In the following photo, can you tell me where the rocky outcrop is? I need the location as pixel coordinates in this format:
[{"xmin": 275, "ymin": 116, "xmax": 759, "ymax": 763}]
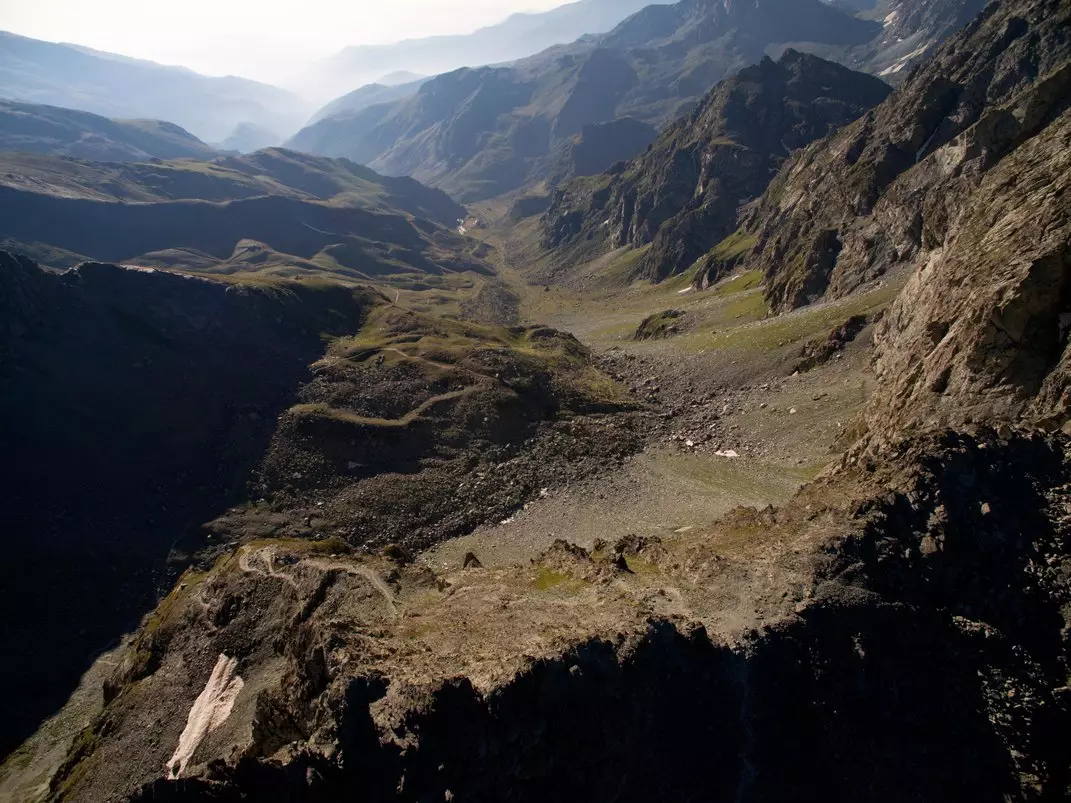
[
  {"xmin": 744, "ymin": 0, "xmax": 1071, "ymax": 311},
  {"xmin": 541, "ymin": 51, "xmax": 890, "ymax": 282},
  {"xmin": 45, "ymin": 430, "xmax": 1071, "ymax": 801},
  {"xmin": 859, "ymin": 101, "xmax": 1071, "ymax": 448}
]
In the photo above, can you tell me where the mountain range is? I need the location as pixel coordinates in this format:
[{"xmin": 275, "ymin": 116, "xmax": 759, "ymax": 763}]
[
  {"xmin": 3, "ymin": 0, "xmax": 1071, "ymax": 798},
  {"xmin": 297, "ymin": 0, "xmax": 673, "ymax": 104},
  {"xmin": 0, "ymin": 99, "xmax": 219, "ymax": 161},
  {"xmin": 540, "ymin": 49, "xmax": 893, "ymax": 282},
  {"xmin": 288, "ymin": 0, "xmax": 978, "ymax": 202},
  {"xmin": 0, "ymin": 30, "xmax": 310, "ymax": 143},
  {"xmin": 0, "ymin": 147, "xmax": 486, "ymax": 282}
]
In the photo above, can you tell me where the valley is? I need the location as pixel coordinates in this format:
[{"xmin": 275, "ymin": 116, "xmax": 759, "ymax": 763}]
[{"xmin": 1, "ymin": 0, "xmax": 1070, "ymax": 800}]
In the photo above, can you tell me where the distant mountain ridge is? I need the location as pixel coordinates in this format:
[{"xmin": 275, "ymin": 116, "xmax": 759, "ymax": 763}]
[
  {"xmin": 289, "ymin": 0, "xmax": 883, "ymax": 202},
  {"xmin": 299, "ymin": 0, "xmax": 673, "ymax": 103},
  {"xmin": 0, "ymin": 99, "xmax": 218, "ymax": 161},
  {"xmin": 0, "ymin": 30, "xmax": 310, "ymax": 143},
  {"xmin": 0, "ymin": 147, "xmax": 486, "ymax": 283}
]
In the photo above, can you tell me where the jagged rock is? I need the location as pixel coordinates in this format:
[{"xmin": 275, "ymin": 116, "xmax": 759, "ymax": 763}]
[
  {"xmin": 858, "ymin": 91, "xmax": 1071, "ymax": 447},
  {"xmin": 541, "ymin": 50, "xmax": 890, "ymax": 283},
  {"xmin": 745, "ymin": 0, "xmax": 1071, "ymax": 311},
  {"xmin": 43, "ymin": 431, "xmax": 1071, "ymax": 802},
  {"xmin": 794, "ymin": 315, "xmax": 870, "ymax": 373},
  {"xmin": 463, "ymin": 552, "xmax": 483, "ymax": 570}
]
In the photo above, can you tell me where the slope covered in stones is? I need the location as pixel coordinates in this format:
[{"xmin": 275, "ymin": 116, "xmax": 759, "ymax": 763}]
[{"xmin": 540, "ymin": 50, "xmax": 891, "ymax": 283}]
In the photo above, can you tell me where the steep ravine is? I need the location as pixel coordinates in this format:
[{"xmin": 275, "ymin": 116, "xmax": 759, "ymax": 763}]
[{"xmin": 0, "ymin": 254, "xmax": 376, "ymax": 756}]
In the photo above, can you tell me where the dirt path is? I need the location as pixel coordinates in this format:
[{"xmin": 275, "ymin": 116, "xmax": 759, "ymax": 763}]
[{"xmin": 239, "ymin": 547, "xmax": 398, "ymax": 616}]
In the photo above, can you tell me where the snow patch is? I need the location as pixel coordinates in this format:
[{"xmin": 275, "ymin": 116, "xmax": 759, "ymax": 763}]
[{"xmin": 167, "ymin": 654, "xmax": 245, "ymax": 779}]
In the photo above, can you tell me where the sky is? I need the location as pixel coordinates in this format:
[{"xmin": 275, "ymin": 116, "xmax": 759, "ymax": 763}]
[{"xmin": 0, "ymin": 0, "xmax": 570, "ymax": 84}]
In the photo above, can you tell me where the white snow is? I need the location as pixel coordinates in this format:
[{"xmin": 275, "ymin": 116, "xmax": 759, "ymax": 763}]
[{"xmin": 167, "ymin": 654, "xmax": 244, "ymax": 779}]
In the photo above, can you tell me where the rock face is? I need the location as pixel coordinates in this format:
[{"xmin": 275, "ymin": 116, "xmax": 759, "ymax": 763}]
[
  {"xmin": 0, "ymin": 253, "xmax": 375, "ymax": 758},
  {"xmin": 44, "ymin": 430, "xmax": 1071, "ymax": 802},
  {"xmin": 287, "ymin": 0, "xmax": 882, "ymax": 202},
  {"xmin": 850, "ymin": 0, "xmax": 992, "ymax": 79},
  {"xmin": 860, "ymin": 97, "xmax": 1071, "ymax": 448},
  {"xmin": 743, "ymin": 0, "xmax": 1071, "ymax": 311},
  {"xmin": 541, "ymin": 50, "xmax": 891, "ymax": 282}
]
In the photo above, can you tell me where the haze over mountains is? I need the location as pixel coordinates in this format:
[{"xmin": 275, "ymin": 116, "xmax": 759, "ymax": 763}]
[
  {"xmin": 296, "ymin": 0, "xmax": 674, "ymax": 103},
  {"xmin": 0, "ymin": 100, "xmax": 219, "ymax": 162},
  {"xmin": 0, "ymin": 31, "xmax": 310, "ymax": 144},
  {"xmin": 288, "ymin": 0, "xmax": 987, "ymax": 202}
]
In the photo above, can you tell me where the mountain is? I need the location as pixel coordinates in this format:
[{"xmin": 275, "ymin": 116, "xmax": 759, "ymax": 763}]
[
  {"xmin": 844, "ymin": 0, "xmax": 992, "ymax": 78},
  {"xmin": 0, "ymin": 31, "xmax": 311, "ymax": 143},
  {"xmin": 0, "ymin": 147, "xmax": 487, "ymax": 283},
  {"xmin": 734, "ymin": 0, "xmax": 1071, "ymax": 311},
  {"xmin": 306, "ymin": 77, "xmax": 427, "ymax": 125},
  {"xmin": 540, "ymin": 50, "xmax": 892, "ymax": 283},
  {"xmin": 288, "ymin": 0, "xmax": 882, "ymax": 202},
  {"xmin": 545, "ymin": 116, "xmax": 659, "ymax": 187},
  {"xmin": 299, "ymin": 0, "xmax": 674, "ymax": 104},
  {"xmin": 0, "ymin": 99, "xmax": 218, "ymax": 161},
  {"xmin": 219, "ymin": 122, "xmax": 283, "ymax": 154},
  {"xmin": 378, "ymin": 70, "xmax": 425, "ymax": 86}
]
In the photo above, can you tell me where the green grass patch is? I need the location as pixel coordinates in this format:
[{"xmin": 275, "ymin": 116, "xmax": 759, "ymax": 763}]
[
  {"xmin": 710, "ymin": 269, "xmax": 763, "ymax": 297},
  {"xmin": 710, "ymin": 229, "xmax": 758, "ymax": 262},
  {"xmin": 533, "ymin": 567, "xmax": 572, "ymax": 590},
  {"xmin": 683, "ymin": 282, "xmax": 899, "ymax": 356}
]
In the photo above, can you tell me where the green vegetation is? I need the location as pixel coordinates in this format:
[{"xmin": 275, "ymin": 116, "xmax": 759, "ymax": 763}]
[
  {"xmin": 681, "ymin": 281, "xmax": 900, "ymax": 355},
  {"xmin": 710, "ymin": 230, "xmax": 759, "ymax": 262},
  {"xmin": 533, "ymin": 567, "xmax": 584, "ymax": 591},
  {"xmin": 710, "ymin": 270, "xmax": 763, "ymax": 297}
]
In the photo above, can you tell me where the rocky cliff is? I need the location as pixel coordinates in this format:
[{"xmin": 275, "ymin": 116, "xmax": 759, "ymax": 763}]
[
  {"xmin": 541, "ymin": 50, "xmax": 891, "ymax": 282},
  {"xmin": 859, "ymin": 81, "xmax": 1071, "ymax": 449},
  {"xmin": 38, "ymin": 430, "xmax": 1071, "ymax": 802},
  {"xmin": 741, "ymin": 0, "xmax": 1071, "ymax": 311}
]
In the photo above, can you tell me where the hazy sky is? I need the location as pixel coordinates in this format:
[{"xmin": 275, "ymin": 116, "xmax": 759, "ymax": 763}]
[{"xmin": 0, "ymin": 0, "xmax": 569, "ymax": 83}]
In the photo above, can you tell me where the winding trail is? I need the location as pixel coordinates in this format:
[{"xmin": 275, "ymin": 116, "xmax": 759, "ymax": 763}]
[{"xmin": 238, "ymin": 547, "xmax": 398, "ymax": 616}]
